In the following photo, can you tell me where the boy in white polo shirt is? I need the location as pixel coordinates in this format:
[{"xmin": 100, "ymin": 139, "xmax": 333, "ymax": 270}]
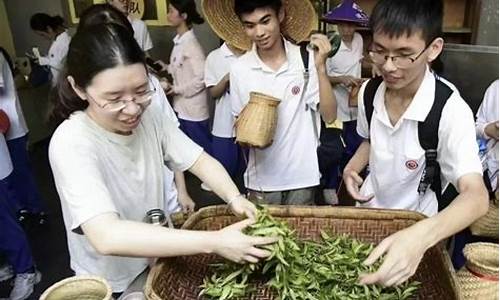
[
  {"xmin": 343, "ymin": 0, "xmax": 488, "ymax": 286},
  {"xmin": 203, "ymin": 0, "xmax": 336, "ymax": 205},
  {"xmin": 205, "ymin": 42, "xmax": 245, "ymax": 178}
]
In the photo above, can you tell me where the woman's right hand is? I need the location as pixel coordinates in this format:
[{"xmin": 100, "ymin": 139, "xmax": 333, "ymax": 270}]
[{"xmin": 212, "ymin": 219, "xmax": 278, "ymax": 264}]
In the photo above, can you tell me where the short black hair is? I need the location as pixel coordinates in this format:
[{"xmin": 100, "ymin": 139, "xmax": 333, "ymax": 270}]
[
  {"xmin": 370, "ymin": 0, "xmax": 443, "ymax": 45},
  {"xmin": 30, "ymin": 13, "xmax": 65, "ymax": 32},
  {"xmin": 234, "ymin": 0, "xmax": 282, "ymax": 19},
  {"xmin": 170, "ymin": 0, "xmax": 204, "ymax": 26}
]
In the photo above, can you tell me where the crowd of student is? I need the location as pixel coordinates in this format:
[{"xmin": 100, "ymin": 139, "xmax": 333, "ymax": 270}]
[{"xmin": 0, "ymin": 0, "xmax": 496, "ymax": 299}]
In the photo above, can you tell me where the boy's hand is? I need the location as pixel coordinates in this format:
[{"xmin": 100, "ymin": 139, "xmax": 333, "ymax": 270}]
[
  {"xmin": 178, "ymin": 193, "xmax": 195, "ymax": 214},
  {"xmin": 485, "ymin": 121, "xmax": 499, "ymax": 140},
  {"xmin": 341, "ymin": 76, "xmax": 364, "ymax": 87},
  {"xmin": 310, "ymin": 34, "xmax": 332, "ymax": 69},
  {"xmin": 359, "ymin": 224, "xmax": 430, "ymax": 286},
  {"xmin": 343, "ymin": 169, "xmax": 374, "ymax": 203}
]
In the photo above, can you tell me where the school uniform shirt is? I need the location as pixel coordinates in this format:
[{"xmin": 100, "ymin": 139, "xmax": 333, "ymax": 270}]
[
  {"xmin": 168, "ymin": 29, "xmax": 209, "ymax": 121},
  {"xmin": 129, "ymin": 17, "xmax": 153, "ymax": 52},
  {"xmin": 356, "ymin": 67, "xmax": 483, "ymax": 216},
  {"xmin": 204, "ymin": 43, "xmax": 239, "ymax": 138},
  {"xmin": 149, "ymin": 75, "xmax": 182, "ymax": 213},
  {"xmin": 0, "ymin": 52, "xmax": 28, "ymax": 141},
  {"xmin": 326, "ymin": 32, "xmax": 363, "ymax": 122},
  {"xmin": 0, "ymin": 133, "xmax": 13, "ymax": 180},
  {"xmin": 38, "ymin": 30, "xmax": 71, "ymax": 86},
  {"xmin": 230, "ymin": 39, "xmax": 321, "ymax": 191},
  {"xmin": 49, "ymin": 102, "xmax": 203, "ymax": 292},
  {"xmin": 476, "ymin": 79, "xmax": 499, "ymax": 191}
]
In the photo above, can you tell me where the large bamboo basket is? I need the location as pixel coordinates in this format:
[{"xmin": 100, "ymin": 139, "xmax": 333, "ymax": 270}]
[
  {"xmin": 144, "ymin": 206, "xmax": 462, "ymax": 299},
  {"xmin": 457, "ymin": 242, "xmax": 498, "ymax": 299},
  {"xmin": 235, "ymin": 92, "xmax": 280, "ymax": 148},
  {"xmin": 40, "ymin": 276, "xmax": 112, "ymax": 300}
]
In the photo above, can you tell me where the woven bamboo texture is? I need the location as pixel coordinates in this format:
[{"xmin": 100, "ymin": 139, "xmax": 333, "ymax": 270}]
[
  {"xmin": 40, "ymin": 275, "xmax": 112, "ymax": 300},
  {"xmin": 469, "ymin": 201, "xmax": 499, "ymax": 238},
  {"xmin": 145, "ymin": 206, "xmax": 462, "ymax": 300},
  {"xmin": 457, "ymin": 243, "xmax": 499, "ymax": 300},
  {"xmin": 235, "ymin": 92, "xmax": 280, "ymax": 148}
]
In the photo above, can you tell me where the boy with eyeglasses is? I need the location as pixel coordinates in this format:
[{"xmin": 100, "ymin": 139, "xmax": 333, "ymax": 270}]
[{"xmin": 342, "ymin": 0, "xmax": 488, "ymax": 286}]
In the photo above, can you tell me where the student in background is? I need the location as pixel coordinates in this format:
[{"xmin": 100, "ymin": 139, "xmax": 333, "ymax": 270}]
[
  {"xmin": 30, "ymin": 13, "xmax": 71, "ymax": 86},
  {"xmin": 107, "ymin": 0, "xmax": 153, "ymax": 54},
  {"xmin": 476, "ymin": 79, "xmax": 499, "ymax": 193},
  {"xmin": 321, "ymin": 0, "xmax": 368, "ymax": 204},
  {"xmin": 205, "ymin": 42, "xmax": 246, "ymax": 180},
  {"xmin": 161, "ymin": 0, "xmax": 212, "ymax": 190},
  {"xmin": 0, "ymin": 131, "xmax": 40, "ymax": 300},
  {"xmin": 0, "ymin": 50, "xmax": 47, "ymax": 226}
]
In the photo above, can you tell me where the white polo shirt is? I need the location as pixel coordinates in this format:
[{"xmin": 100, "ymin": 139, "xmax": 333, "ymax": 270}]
[
  {"xmin": 38, "ymin": 30, "xmax": 71, "ymax": 86},
  {"xmin": 0, "ymin": 52, "xmax": 28, "ymax": 141},
  {"xmin": 326, "ymin": 32, "xmax": 363, "ymax": 122},
  {"xmin": 476, "ymin": 79, "xmax": 499, "ymax": 191},
  {"xmin": 230, "ymin": 39, "xmax": 321, "ymax": 191},
  {"xmin": 130, "ymin": 18, "xmax": 153, "ymax": 52},
  {"xmin": 205, "ymin": 43, "xmax": 239, "ymax": 138},
  {"xmin": 356, "ymin": 67, "xmax": 482, "ymax": 216}
]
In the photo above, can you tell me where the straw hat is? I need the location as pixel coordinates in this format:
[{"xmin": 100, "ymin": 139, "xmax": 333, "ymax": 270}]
[
  {"xmin": 322, "ymin": 0, "xmax": 369, "ymax": 26},
  {"xmin": 457, "ymin": 243, "xmax": 498, "ymax": 300},
  {"xmin": 202, "ymin": 0, "xmax": 317, "ymax": 51},
  {"xmin": 469, "ymin": 201, "xmax": 498, "ymax": 238}
]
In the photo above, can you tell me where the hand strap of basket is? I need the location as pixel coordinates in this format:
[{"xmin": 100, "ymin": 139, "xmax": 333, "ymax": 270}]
[{"xmin": 299, "ymin": 43, "xmax": 319, "ymax": 141}]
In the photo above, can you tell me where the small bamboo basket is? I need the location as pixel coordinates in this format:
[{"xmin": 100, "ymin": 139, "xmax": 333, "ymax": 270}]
[
  {"xmin": 145, "ymin": 206, "xmax": 462, "ymax": 299},
  {"xmin": 40, "ymin": 276, "xmax": 112, "ymax": 300},
  {"xmin": 469, "ymin": 199, "xmax": 499, "ymax": 238},
  {"xmin": 457, "ymin": 242, "xmax": 499, "ymax": 300},
  {"xmin": 235, "ymin": 92, "xmax": 280, "ymax": 148}
]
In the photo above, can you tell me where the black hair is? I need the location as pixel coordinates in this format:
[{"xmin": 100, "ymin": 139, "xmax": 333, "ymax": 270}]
[
  {"xmin": 169, "ymin": 0, "xmax": 204, "ymax": 26},
  {"xmin": 52, "ymin": 23, "xmax": 145, "ymax": 122},
  {"xmin": 78, "ymin": 4, "xmax": 134, "ymax": 34},
  {"xmin": 369, "ymin": 0, "xmax": 443, "ymax": 45},
  {"xmin": 234, "ymin": 0, "xmax": 282, "ymax": 18},
  {"xmin": 30, "ymin": 13, "xmax": 65, "ymax": 32}
]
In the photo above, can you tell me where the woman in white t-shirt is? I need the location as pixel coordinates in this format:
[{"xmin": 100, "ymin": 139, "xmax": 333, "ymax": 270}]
[
  {"xmin": 30, "ymin": 13, "xmax": 71, "ymax": 86},
  {"xmin": 49, "ymin": 23, "xmax": 275, "ymax": 296}
]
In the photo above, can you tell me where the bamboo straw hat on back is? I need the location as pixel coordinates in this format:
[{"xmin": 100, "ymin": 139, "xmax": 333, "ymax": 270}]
[{"xmin": 202, "ymin": 0, "xmax": 317, "ymax": 51}]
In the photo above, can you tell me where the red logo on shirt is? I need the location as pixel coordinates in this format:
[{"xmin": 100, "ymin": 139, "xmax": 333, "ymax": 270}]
[
  {"xmin": 291, "ymin": 86, "xmax": 301, "ymax": 95},
  {"xmin": 405, "ymin": 160, "xmax": 419, "ymax": 170}
]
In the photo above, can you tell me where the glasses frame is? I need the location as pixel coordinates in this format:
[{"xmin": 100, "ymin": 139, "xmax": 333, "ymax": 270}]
[
  {"xmin": 368, "ymin": 43, "xmax": 431, "ymax": 69},
  {"xmin": 86, "ymin": 80, "xmax": 156, "ymax": 113}
]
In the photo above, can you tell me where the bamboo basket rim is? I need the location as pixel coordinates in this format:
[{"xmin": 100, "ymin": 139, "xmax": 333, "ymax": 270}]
[
  {"xmin": 463, "ymin": 242, "xmax": 499, "ymax": 275},
  {"xmin": 40, "ymin": 275, "xmax": 112, "ymax": 300}
]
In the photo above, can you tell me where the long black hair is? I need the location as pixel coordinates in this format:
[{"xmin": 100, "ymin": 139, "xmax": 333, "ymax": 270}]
[
  {"xmin": 30, "ymin": 13, "xmax": 65, "ymax": 32},
  {"xmin": 170, "ymin": 0, "xmax": 204, "ymax": 26},
  {"xmin": 52, "ymin": 23, "xmax": 145, "ymax": 122},
  {"xmin": 78, "ymin": 4, "xmax": 134, "ymax": 34}
]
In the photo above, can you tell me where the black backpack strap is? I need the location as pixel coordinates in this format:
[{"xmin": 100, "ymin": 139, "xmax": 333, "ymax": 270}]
[
  {"xmin": 363, "ymin": 76, "xmax": 384, "ymax": 130},
  {"xmin": 417, "ymin": 78, "xmax": 454, "ymax": 210},
  {"xmin": 299, "ymin": 42, "xmax": 309, "ymax": 75}
]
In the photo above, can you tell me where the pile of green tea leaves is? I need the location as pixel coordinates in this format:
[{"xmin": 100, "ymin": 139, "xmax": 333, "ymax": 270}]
[{"xmin": 200, "ymin": 206, "xmax": 420, "ymax": 300}]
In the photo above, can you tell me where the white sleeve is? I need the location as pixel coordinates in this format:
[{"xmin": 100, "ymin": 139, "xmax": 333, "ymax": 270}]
[
  {"xmin": 439, "ymin": 95, "xmax": 483, "ymax": 188},
  {"xmin": 142, "ymin": 24, "xmax": 153, "ymax": 51},
  {"xmin": 150, "ymin": 76, "xmax": 179, "ymax": 126},
  {"xmin": 475, "ymin": 80, "xmax": 499, "ymax": 139},
  {"xmin": 49, "ymin": 131, "xmax": 117, "ymax": 231},
  {"xmin": 204, "ymin": 51, "xmax": 219, "ymax": 87},
  {"xmin": 356, "ymin": 81, "xmax": 370, "ymax": 139}
]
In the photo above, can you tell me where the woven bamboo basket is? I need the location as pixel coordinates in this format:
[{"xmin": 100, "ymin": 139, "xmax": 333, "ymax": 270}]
[
  {"xmin": 144, "ymin": 206, "xmax": 462, "ymax": 299},
  {"xmin": 457, "ymin": 243, "xmax": 498, "ymax": 300},
  {"xmin": 469, "ymin": 200, "xmax": 499, "ymax": 238},
  {"xmin": 40, "ymin": 275, "xmax": 112, "ymax": 300},
  {"xmin": 235, "ymin": 92, "xmax": 280, "ymax": 148}
]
